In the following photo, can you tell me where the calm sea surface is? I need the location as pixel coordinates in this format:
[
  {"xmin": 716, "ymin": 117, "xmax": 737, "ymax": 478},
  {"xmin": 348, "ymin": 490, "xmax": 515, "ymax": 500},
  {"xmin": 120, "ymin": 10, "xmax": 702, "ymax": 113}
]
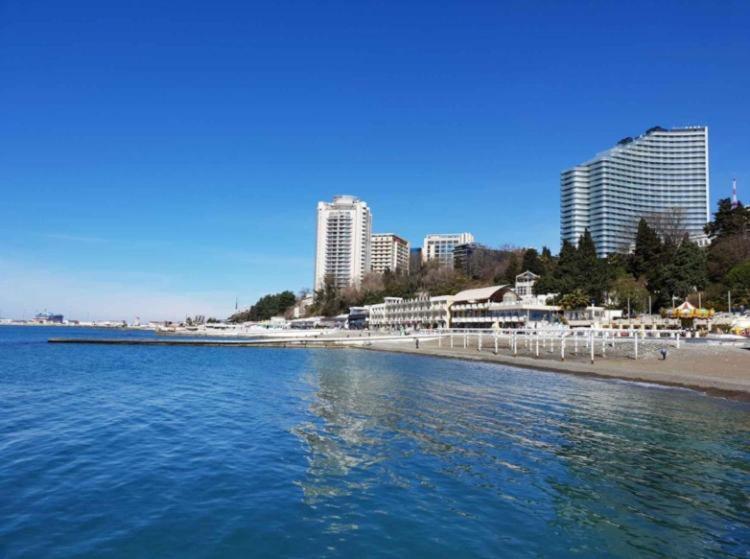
[{"xmin": 1, "ymin": 326, "xmax": 749, "ymax": 558}]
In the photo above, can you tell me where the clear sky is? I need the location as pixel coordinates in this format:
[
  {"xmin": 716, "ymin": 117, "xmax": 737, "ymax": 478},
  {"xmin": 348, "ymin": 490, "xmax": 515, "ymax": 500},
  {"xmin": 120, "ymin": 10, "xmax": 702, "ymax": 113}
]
[{"xmin": 1, "ymin": 0, "xmax": 749, "ymax": 321}]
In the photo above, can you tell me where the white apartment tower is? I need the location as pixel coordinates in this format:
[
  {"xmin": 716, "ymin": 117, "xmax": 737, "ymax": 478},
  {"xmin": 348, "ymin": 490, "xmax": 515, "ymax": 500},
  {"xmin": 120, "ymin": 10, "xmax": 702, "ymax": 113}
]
[
  {"xmin": 371, "ymin": 234, "xmax": 410, "ymax": 274},
  {"xmin": 314, "ymin": 195, "xmax": 372, "ymax": 291},
  {"xmin": 422, "ymin": 233, "xmax": 475, "ymax": 266},
  {"xmin": 561, "ymin": 126, "xmax": 709, "ymax": 256}
]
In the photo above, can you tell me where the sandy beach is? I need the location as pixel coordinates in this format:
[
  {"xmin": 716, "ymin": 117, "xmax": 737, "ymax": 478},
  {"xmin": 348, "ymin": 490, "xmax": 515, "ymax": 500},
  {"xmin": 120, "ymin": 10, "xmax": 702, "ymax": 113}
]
[{"xmin": 361, "ymin": 334, "xmax": 750, "ymax": 401}]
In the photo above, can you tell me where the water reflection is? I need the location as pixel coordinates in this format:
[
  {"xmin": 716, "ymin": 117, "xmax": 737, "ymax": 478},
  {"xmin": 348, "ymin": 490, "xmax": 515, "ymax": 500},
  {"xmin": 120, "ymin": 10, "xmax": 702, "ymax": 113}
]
[
  {"xmin": 550, "ymin": 385, "xmax": 750, "ymax": 558},
  {"xmin": 292, "ymin": 351, "xmax": 394, "ymax": 503},
  {"xmin": 292, "ymin": 349, "xmax": 750, "ymax": 555}
]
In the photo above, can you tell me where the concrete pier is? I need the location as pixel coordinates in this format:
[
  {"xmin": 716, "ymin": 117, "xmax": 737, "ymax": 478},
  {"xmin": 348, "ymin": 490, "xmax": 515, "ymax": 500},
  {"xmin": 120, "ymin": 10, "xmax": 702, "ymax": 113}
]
[{"xmin": 47, "ymin": 334, "xmax": 437, "ymax": 348}]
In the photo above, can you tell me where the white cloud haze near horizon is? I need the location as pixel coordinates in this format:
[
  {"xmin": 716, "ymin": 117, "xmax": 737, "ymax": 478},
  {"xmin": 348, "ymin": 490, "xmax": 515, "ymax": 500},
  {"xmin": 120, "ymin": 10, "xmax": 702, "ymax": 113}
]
[{"xmin": 0, "ymin": 256, "xmax": 266, "ymax": 322}]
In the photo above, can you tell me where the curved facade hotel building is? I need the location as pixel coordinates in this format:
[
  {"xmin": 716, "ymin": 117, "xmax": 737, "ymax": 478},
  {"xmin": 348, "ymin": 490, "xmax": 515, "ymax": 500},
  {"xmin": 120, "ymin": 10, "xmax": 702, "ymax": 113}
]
[{"xmin": 561, "ymin": 126, "xmax": 709, "ymax": 256}]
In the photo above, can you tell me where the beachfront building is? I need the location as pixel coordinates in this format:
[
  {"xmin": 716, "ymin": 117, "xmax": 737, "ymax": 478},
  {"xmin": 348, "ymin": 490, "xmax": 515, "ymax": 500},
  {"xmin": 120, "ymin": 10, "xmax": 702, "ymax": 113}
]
[
  {"xmin": 450, "ymin": 271, "xmax": 559, "ymax": 328},
  {"xmin": 450, "ymin": 285, "xmax": 560, "ymax": 329},
  {"xmin": 347, "ymin": 306, "xmax": 370, "ymax": 329},
  {"xmin": 422, "ymin": 233, "xmax": 474, "ymax": 267},
  {"xmin": 368, "ymin": 295, "xmax": 453, "ymax": 330},
  {"xmin": 514, "ymin": 270, "xmax": 537, "ymax": 298},
  {"xmin": 314, "ymin": 195, "xmax": 372, "ymax": 291},
  {"xmin": 564, "ymin": 307, "xmax": 623, "ymax": 328},
  {"xmin": 561, "ymin": 126, "xmax": 709, "ymax": 256},
  {"xmin": 371, "ymin": 233, "xmax": 410, "ymax": 274},
  {"xmin": 369, "ymin": 271, "xmax": 558, "ymax": 330}
]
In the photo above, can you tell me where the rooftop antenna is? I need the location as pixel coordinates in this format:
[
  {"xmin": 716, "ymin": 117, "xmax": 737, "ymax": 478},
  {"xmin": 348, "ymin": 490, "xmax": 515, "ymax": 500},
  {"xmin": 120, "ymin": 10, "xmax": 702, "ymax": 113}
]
[{"xmin": 731, "ymin": 178, "xmax": 739, "ymax": 209}]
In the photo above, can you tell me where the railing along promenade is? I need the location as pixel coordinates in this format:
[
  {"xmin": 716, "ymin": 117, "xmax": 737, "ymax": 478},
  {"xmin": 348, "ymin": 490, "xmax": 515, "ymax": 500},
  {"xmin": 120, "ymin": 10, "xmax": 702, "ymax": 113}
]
[
  {"xmin": 50, "ymin": 326, "xmax": 686, "ymax": 363},
  {"xmin": 398, "ymin": 327, "xmax": 684, "ymax": 363}
]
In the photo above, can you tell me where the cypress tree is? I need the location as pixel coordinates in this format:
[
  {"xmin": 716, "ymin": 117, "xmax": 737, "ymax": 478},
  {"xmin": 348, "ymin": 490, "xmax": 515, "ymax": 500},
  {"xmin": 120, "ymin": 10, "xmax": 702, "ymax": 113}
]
[
  {"xmin": 630, "ymin": 218, "xmax": 662, "ymax": 279},
  {"xmin": 705, "ymin": 198, "xmax": 750, "ymax": 238},
  {"xmin": 663, "ymin": 236, "xmax": 707, "ymax": 299},
  {"xmin": 521, "ymin": 248, "xmax": 545, "ymax": 275},
  {"xmin": 554, "ymin": 240, "xmax": 579, "ymax": 294},
  {"xmin": 503, "ymin": 253, "xmax": 520, "ymax": 284},
  {"xmin": 576, "ymin": 230, "xmax": 598, "ymax": 270}
]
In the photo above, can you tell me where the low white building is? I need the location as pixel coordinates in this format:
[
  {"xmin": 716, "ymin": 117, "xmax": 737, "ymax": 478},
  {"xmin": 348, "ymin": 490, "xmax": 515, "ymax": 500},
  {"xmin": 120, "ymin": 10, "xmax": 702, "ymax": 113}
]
[
  {"xmin": 368, "ymin": 295, "xmax": 453, "ymax": 329},
  {"xmin": 368, "ymin": 270, "xmax": 560, "ymax": 330},
  {"xmin": 564, "ymin": 307, "xmax": 623, "ymax": 328},
  {"xmin": 450, "ymin": 285, "xmax": 561, "ymax": 329}
]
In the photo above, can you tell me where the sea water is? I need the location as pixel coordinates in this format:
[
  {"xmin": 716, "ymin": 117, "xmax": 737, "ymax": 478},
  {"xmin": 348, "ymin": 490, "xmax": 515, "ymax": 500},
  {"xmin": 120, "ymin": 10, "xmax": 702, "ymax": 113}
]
[{"xmin": 1, "ymin": 326, "xmax": 748, "ymax": 558}]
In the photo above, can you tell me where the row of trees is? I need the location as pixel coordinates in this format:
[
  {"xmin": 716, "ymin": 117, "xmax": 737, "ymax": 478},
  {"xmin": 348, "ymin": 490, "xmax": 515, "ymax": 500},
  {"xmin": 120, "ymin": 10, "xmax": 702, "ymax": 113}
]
[
  {"xmin": 532, "ymin": 226, "xmax": 707, "ymax": 312},
  {"xmin": 533, "ymin": 197, "xmax": 750, "ymax": 312},
  {"xmin": 227, "ymin": 290, "xmax": 297, "ymax": 323},
  {"xmin": 231, "ymin": 197, "xmax": 750, "ymax": 320},
  {"xmin": 703, "ymin": 198, "xmax": 750, "ymax": 308}
]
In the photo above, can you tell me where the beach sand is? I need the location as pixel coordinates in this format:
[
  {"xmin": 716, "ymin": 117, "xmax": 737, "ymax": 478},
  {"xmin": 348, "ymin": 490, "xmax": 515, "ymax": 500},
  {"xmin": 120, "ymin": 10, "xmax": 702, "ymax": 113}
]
[{"xmin": 362, "ymin": 335, "xmax": 750, "ymax": 401}]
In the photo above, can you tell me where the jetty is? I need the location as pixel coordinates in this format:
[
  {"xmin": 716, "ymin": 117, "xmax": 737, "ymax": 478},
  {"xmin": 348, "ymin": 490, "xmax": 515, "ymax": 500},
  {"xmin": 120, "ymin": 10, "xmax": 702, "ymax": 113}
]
[{"xmin": 47, "ymin": 334, "xmax": 438, "ymax": 348}]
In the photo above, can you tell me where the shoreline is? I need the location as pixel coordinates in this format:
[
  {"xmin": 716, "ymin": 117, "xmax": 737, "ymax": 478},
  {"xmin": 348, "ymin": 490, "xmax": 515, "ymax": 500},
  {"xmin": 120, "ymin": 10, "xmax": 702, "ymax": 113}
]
[
  {"xmin": 44, "ymin": 329, "xmax": 750, "ymax": 403},
  {"xmin": 359, "ymin": 339, "xmax": 750, "ymax": 403}
]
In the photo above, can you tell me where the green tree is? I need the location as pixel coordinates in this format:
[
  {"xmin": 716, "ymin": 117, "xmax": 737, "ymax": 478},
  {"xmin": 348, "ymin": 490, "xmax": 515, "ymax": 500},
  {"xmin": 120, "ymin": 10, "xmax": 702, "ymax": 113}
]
[
  {"xmin": 539, "ymin": 246, "xmax": 556, "ymax": 278},
  {"xmin": 629, "ymin": 218, "xmax": 662, "ymax": 279},
  {"xmin": 521, "ymin": 248, "xmax": 545, "ymax": 275},
  {"xmin": 422, "ymin": 261, "xmax": 471, "ymax": 295},
  {"xmin": 576, "ymin": 229, "xmax": 598, "ymax": 266},
  {"xmin": 704, "ymin": 198, "xmax": 750, "ymax": 284},
  {"xmin": 725, "ymin": 260, "xmax": 750, "ymax": 307},
  {"xmin": 575, "ymin": 230, "xmax": 611, "ymax": 302},
  {"xmin": 707, "ymin": 235, "xmax": 750, "ymax": 282},
  {"xmin": 533, "ymin": 273, "xmax": 559, "ymax": 296},
  {"xmin": 312, "ymin": 275, "xmax": 347, "ymax": 317},
  {"xmin": 703, "ymin": 282, "xmax": 730, "ymax": 312},
  {"xmin": 610, "ymin": 276, "xmax": 649, "ymax": 316},
  {"xmin": 551, "ymin": 239, "xmax": 579, "ymax": 294},
  {"xmin": 557, "ymin": 289, "xmax": 591, "ymax": 310},
  {"xmin": 705, "ymin": 198, "xmax": 750, "ymax": 238},
  {"xmin": 503, "ymin": 253, "xmax": 520, "ymax": 284},
  {"xmin": 228, "ymin": 290, "xmax": 298, "ymax": 322},
  {"xmin": 662, "ymin": 236, "xmax": 707, "ymax": 300}
]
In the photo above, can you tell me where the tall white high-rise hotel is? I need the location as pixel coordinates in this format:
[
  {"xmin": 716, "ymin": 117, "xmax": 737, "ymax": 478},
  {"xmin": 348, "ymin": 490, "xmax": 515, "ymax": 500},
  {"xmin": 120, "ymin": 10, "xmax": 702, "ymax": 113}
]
[
  {"xmin": 314, "ymin": 195, "xmax": 372, "ymax": 291},
  {"xmin": 561, "ymin": 126, "xmax": 709, "ymax": 256}
]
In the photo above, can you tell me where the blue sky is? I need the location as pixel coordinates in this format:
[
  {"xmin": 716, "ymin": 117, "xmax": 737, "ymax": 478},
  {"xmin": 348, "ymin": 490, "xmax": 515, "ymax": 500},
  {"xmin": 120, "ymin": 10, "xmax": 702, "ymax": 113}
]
[{"xmin": 1, "ymin": 0, "xmax": 749, "ymax": 321}]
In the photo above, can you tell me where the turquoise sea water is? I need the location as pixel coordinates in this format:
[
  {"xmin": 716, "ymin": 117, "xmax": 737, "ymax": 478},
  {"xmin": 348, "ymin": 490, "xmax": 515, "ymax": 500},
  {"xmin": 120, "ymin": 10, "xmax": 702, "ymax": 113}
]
[{"xmin": 1, "ymin": 326, "xmax": 749, "ymax": 558}]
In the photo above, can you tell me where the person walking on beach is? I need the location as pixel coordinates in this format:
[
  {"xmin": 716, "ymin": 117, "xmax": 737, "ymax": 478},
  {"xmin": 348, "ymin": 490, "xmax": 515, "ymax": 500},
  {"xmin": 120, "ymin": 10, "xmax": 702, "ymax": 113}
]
[{"xmin": 659, "ymin": 348, "xmax": 668, "ymax": 360}]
